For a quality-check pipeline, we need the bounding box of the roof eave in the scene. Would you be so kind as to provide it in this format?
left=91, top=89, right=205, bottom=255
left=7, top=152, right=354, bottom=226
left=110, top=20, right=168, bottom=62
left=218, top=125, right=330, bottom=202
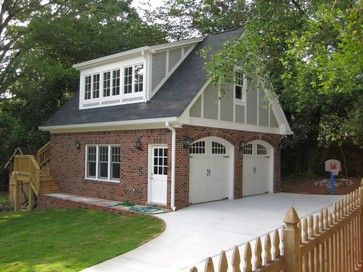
left=39, top=117, right=180, bottom=134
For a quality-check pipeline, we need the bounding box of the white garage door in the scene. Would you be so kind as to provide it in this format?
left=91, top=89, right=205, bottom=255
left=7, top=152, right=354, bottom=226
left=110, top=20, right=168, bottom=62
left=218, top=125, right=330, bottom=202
left=243, top=140, right=273, bottom=196
left=189, top=137, right=232, bottom=204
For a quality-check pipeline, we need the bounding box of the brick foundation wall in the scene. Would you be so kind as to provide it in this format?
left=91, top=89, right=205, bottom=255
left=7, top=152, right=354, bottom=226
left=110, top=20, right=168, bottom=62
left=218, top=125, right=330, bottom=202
left=38, top=195, right=133, bottom=215
left=48, top=125, right=281, bottom=210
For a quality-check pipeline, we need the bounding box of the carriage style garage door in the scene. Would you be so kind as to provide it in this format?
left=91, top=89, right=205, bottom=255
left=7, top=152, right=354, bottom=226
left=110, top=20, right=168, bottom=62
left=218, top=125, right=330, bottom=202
left=242, top=140, right=273, bottom=196
left=189, top=137, right=233, bottom=204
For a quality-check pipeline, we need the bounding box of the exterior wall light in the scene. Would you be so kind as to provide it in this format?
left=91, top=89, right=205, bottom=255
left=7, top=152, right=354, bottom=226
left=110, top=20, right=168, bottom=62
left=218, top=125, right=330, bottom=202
left=183, top=136, right=193, bottom=149
left=74, top=140, right=81, bottom=150
left=239, top=141, right=245, bottom=152
left=134, top=137, right=142, bottom=151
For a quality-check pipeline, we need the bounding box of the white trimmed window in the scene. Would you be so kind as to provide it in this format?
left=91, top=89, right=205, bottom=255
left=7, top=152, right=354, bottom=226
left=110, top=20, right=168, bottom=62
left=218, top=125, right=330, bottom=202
left=86, top=145, right=120, bottom=181
left=93, top=74, right=100, bottom=98
left=112, top=69, right=120, bottom=96
left=234, top=71, right=246, bottom=104
left=124, top=63, right=144, bottom=94
left=84, top=75, right=92, bottom=100
left=103, top=71, right=111, bottom=97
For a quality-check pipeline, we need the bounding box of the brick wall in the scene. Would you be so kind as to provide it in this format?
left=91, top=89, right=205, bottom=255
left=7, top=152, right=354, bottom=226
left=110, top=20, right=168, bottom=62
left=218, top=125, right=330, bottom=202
left=48, top=125, right=281, bottom=210
left=174, top=125, right=281, bottom=209
left=50, top=129, right=172, bottom=206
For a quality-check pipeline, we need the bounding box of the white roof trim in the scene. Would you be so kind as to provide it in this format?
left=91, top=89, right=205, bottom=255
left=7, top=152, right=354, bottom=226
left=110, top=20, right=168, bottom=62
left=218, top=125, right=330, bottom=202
left=39, top=117, right=179, bottom=133
left=73, top=37, right=205, bottom=70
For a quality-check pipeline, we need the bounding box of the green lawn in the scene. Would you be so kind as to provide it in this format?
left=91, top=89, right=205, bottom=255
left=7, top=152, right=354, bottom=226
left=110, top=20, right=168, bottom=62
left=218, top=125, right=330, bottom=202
left=0, top=208, right=165, bottom=272
left=0, top=192, right=9, bottom=204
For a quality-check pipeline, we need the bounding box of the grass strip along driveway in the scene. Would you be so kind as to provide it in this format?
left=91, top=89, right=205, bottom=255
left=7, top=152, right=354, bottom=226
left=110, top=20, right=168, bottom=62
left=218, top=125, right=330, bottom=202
left=0, top=208, right=165, bottom=272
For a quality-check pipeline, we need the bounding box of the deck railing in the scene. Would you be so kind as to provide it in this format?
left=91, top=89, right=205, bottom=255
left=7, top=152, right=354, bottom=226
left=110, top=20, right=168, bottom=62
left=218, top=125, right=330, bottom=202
left=190, top=181, right=363, bottom=272
left=12, top=155, right=41, bottom=211
left=36, top=141, right=51, bottom=168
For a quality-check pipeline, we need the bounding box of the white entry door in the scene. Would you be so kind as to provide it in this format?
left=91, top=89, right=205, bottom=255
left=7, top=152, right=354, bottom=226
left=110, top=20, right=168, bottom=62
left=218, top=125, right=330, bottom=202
left=149, top=146, right=168, bottom=204
left=243, top=141, right=272, bottom=196
left=189, top=138, right=232, bottom=204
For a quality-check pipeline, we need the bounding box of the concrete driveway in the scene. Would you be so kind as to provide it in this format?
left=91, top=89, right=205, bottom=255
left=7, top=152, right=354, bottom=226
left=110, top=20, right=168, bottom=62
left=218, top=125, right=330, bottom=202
left=82, top=193, right=341, bottom=272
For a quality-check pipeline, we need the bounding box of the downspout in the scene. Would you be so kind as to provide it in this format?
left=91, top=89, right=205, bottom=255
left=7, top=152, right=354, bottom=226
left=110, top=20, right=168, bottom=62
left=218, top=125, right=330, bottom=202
left=165, top=121, right=176, bottom=211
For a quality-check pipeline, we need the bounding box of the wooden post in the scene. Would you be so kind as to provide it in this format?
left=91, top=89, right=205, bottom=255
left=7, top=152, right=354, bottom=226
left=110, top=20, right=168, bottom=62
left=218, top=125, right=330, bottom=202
left=283, top=207, right=302, bottom=272
left=28, top=185, right=33, bottom=211
left=14, top=173, right=19, bottom=211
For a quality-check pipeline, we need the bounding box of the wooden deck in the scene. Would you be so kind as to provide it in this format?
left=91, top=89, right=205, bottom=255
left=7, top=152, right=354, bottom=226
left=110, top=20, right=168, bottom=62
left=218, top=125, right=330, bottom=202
left=9, top=142, right=58, bottom=211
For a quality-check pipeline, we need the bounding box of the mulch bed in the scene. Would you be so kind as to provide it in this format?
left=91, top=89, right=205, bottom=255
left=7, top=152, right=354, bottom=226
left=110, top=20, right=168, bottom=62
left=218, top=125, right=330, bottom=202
left=281, top=177, right=362, bottom=195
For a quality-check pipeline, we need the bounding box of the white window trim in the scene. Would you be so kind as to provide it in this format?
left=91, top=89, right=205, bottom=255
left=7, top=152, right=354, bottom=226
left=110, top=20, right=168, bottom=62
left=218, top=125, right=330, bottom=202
left=234, top=72, right=247, bottom=106
left=79, top=57, right=146, bottom=110
left=85, top=144, right=121, bottom=182
left=123, top=63, right=144, bottom=97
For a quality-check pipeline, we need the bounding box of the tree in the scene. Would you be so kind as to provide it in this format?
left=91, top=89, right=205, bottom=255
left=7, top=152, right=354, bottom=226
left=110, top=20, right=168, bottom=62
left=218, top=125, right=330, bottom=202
left=204, top=0, right=363, bottom=176
left=0, top=0, right=166, bottom=188
left=145, top=0, right=248, bottom=40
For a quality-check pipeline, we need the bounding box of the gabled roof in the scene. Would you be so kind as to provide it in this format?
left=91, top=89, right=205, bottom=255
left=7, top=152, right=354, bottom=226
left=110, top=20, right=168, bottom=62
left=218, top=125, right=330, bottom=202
left=41, top=29, right=243, bottom=128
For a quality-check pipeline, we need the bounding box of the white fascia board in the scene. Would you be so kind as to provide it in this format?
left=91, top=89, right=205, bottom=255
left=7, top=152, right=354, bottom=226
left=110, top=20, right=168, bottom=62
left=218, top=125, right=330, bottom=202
left=73, top=37, right=205, bottom=71
left=150, top=37, right=205, bottom=53
left=39, top=117, right=179, bottom=134
left=183, top=116, right=285, bottom=135
left=73, top=47, right=151, bottom=70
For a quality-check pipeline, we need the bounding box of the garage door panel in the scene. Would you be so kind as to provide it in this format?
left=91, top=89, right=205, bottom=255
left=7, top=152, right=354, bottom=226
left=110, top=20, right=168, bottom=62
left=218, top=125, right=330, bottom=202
left=189, top=138, right=231, bottom=204
left=243, top=141, right=271, bottom=196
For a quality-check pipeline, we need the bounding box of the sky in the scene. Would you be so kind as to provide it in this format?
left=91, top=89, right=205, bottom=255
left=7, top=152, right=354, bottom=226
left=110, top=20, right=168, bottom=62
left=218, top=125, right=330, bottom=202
left=131, top=0, right=165, bottom=14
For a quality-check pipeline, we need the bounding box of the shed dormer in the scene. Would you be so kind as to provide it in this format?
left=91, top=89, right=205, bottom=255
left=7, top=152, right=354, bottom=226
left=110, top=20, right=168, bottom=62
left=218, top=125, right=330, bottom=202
left=73, top=37, right=204, bottom=110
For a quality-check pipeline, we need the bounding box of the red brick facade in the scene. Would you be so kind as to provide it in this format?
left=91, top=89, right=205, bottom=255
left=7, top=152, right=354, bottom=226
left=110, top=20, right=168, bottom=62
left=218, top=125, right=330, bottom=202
left=49, top=125, right=281, bottom=210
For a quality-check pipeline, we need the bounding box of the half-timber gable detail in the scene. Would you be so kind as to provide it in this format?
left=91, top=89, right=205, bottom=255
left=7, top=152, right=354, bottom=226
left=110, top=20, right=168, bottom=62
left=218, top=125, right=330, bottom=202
left=183, top=81, right=291, bottom=135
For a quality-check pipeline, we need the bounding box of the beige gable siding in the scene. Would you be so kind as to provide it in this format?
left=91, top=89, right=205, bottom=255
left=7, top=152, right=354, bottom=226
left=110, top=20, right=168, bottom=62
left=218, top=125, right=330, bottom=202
left=235, top=105, right=245, bottom=123
left=187, top=81, right=285, bottom=133
left=152, top=52, right=167, bottom=90
left=220, top=86, right=234, bottom=122
left=168, top=48, right=182, bottom=72
left=203, top=84, right=218, bottom=119
left=258, top=89, right=269, bottom=126
left=270, top=108, right=279, bottom=127
left=190, top=96, right=202, bottom=117
left=246, top=89, right=258, bottom=125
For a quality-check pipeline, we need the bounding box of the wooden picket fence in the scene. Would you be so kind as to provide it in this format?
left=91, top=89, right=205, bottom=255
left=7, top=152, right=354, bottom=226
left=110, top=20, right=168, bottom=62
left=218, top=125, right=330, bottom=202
left=190, top=181, right=363, bottom=272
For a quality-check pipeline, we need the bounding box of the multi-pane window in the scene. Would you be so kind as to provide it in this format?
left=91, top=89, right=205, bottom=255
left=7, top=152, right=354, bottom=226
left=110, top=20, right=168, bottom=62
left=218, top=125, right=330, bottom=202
left=87, top=146, right=96, bottom=178
left=111, top=146, right=120, bottom=180
left=112, top=70, right=120, bottom=96
left=257, top=144, right=267, bottom=155
left=153, top=148, right=168, bottom=175
left=189, top=141, right=205, bottom=154
left=235, top=71, right=245, bottom=103
left=84, top=76, right=92, bottom=100
left=93, top=74, right=100, bottom=98
left=134, top=64, right=144, bottom=93
left=98, top=146, right=109, bottom=179
left=124, top=66, right=133, bottom=94
left=86, top=145, right=120, bottom=181
left=103, top=71, right=111, bottom=97
left=243, top=143, right=253, bottom=155
left=212, top=141, right=226, bottom=154
left=83, top=62, right=144, bottom=101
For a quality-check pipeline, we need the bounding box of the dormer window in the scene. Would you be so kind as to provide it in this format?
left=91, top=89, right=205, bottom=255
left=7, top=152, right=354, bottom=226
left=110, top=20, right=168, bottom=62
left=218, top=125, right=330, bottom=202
left=103, top=72, right=111, bottom=97
left=112, top=69, right=120, bottom=95
left=85, top=76, right=92, bottom=100
left=80, top=59, right=146, bottom=109
left=124, top=63, right=144, bottom=94
left=93, top=74, right=100, bottom=98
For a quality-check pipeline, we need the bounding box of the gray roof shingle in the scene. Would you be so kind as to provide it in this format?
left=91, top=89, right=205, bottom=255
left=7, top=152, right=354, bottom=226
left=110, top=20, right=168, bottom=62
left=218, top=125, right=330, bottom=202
left=43, top=29, right=242, bottom=127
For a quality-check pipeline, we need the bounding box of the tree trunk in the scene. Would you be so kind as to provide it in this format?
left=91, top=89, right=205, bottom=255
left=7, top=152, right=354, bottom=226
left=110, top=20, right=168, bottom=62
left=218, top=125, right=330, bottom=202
left=339, top=145, right=348, bottom=179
